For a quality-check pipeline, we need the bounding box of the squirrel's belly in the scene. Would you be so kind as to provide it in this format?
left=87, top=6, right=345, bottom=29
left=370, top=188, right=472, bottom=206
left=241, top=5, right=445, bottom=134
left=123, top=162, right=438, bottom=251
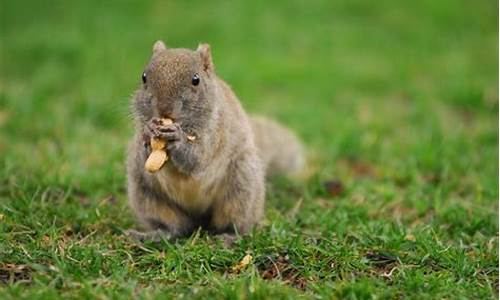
left=155, top=169, right=217, bottom=214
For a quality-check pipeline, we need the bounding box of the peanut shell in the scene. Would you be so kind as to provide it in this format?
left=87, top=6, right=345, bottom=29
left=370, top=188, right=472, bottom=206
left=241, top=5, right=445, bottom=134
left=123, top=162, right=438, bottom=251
left=150, top=138, right=166, bottom=150
left=161, top=118, right=173, bottom=126
left=145, top=150, right=168, bottom=172
left=144, top=117, right=172, bottom=172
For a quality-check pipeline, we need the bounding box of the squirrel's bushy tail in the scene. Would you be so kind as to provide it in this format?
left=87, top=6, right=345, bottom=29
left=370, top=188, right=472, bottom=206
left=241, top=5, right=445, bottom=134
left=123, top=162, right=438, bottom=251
left=250, top=116, right=305, bottom=177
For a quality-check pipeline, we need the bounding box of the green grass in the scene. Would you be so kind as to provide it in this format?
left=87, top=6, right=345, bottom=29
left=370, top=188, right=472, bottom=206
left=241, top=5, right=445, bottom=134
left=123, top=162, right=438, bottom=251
left=0, top=0, right=498, bottom=299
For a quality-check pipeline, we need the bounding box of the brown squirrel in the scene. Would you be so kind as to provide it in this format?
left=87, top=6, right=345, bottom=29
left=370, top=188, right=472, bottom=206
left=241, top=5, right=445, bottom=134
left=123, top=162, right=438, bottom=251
left=126, top=41, right=304, bottom=242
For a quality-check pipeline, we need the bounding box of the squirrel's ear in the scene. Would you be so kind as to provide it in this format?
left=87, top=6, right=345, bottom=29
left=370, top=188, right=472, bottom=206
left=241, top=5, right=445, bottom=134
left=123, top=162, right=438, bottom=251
left=152, top=40, right=167, bottom=54
left=197, top=43, right=213, bottom=72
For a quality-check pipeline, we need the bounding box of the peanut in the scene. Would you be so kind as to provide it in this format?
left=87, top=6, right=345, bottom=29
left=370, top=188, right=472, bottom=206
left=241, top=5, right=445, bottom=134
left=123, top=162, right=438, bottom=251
left=144, top=118, right=172, bottom=172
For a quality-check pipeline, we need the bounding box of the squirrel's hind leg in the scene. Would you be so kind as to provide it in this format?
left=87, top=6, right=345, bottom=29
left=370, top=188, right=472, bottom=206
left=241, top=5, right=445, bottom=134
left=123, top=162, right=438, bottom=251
left=124, top=228, right=174, bottom=243
left=127, top=175, right=195, bottom=243
left=210, top=153, right=265, bottom=237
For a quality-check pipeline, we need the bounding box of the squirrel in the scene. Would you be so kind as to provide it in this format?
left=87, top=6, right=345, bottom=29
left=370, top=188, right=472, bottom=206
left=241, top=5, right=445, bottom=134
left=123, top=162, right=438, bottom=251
left=125, top=40, right=304, bottom=242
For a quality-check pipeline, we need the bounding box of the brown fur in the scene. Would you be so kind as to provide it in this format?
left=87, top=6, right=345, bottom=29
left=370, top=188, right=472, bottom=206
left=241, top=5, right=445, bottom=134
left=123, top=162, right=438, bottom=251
left=126, top=41, right=304, bottom=241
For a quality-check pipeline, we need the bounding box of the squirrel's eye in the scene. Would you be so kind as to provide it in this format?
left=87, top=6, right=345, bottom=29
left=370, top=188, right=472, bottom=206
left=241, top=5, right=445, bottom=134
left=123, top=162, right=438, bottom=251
left=192, top=74, right=200, bottom=86
left=142, top=72, right=147, bottom=84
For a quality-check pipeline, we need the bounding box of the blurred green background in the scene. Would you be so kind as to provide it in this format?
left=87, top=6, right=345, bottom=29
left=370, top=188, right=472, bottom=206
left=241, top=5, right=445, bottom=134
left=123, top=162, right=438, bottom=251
left=0, top=0, right=498, bottom=299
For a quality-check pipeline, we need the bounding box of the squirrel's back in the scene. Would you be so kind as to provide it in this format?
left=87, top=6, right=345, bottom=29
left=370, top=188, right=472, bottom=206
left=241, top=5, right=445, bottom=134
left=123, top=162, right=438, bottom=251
left=217, top=77, right=305, bottom=177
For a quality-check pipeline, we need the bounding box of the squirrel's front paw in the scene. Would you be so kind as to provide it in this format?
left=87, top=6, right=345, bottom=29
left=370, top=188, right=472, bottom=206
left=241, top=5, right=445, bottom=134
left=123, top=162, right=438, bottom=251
left=144, top=118, right=197, bottom=174
left=143, top=118, right=160, bottom=149
left=156, top=122, right=185, bottom=143
left=144, top=118, right=185, bottom=145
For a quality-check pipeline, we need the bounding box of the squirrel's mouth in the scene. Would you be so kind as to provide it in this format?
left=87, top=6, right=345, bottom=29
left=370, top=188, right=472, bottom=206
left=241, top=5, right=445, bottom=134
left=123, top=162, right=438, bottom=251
left=160, top=114, right=173, bottom=121
left=155, top=96, right=183, bottom=122
left=154, top=103, right=174, bottom=121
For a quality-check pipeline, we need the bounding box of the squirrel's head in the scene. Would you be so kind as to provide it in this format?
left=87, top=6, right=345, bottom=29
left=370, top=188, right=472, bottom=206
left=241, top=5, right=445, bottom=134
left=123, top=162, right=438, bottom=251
left=137, top=40, right=216, bottom=129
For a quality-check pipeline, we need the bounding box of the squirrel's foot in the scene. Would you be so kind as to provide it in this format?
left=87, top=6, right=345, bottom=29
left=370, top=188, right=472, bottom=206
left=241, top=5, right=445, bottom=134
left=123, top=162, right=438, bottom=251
left=215, top=233, right=238, bottom=248
left=124, top=229, right=173, bottom=243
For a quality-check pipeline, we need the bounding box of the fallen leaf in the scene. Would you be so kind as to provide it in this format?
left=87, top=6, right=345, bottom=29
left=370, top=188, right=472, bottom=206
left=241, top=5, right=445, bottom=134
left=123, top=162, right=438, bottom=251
left=232, top=254, right=252, bottom=273
left=42, top=235, right=51, bottom=245
left=405, top=234, right=416, bottom=242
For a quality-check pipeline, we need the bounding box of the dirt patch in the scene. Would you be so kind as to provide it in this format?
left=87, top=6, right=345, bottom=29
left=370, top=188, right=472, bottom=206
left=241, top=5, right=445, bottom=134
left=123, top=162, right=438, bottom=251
left=365, top=251, right=397, bottom=266
left=365, top=251, right=399, bottom=279
left=0, top=263, right=32, bottom=285
left=323, top=179, right=345, bottom=197
left=257, top=255, right=307, bottom=290
left=72, top=189, right=91, bottom=206
left=337, top=158, right=378, bottom=178
left=422, top=173, right=442, bottom=185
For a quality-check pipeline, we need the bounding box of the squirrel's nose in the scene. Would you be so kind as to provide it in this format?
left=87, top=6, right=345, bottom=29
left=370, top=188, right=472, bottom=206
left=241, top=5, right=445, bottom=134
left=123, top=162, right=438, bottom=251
left=157, top=101, right=173, bottom=116
left=155, top=95, right=183, bottom=119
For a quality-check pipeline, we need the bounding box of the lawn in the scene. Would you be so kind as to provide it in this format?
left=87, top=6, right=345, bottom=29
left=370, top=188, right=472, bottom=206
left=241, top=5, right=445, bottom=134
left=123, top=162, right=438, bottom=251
left=0, top=0, right=498, bottom=299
